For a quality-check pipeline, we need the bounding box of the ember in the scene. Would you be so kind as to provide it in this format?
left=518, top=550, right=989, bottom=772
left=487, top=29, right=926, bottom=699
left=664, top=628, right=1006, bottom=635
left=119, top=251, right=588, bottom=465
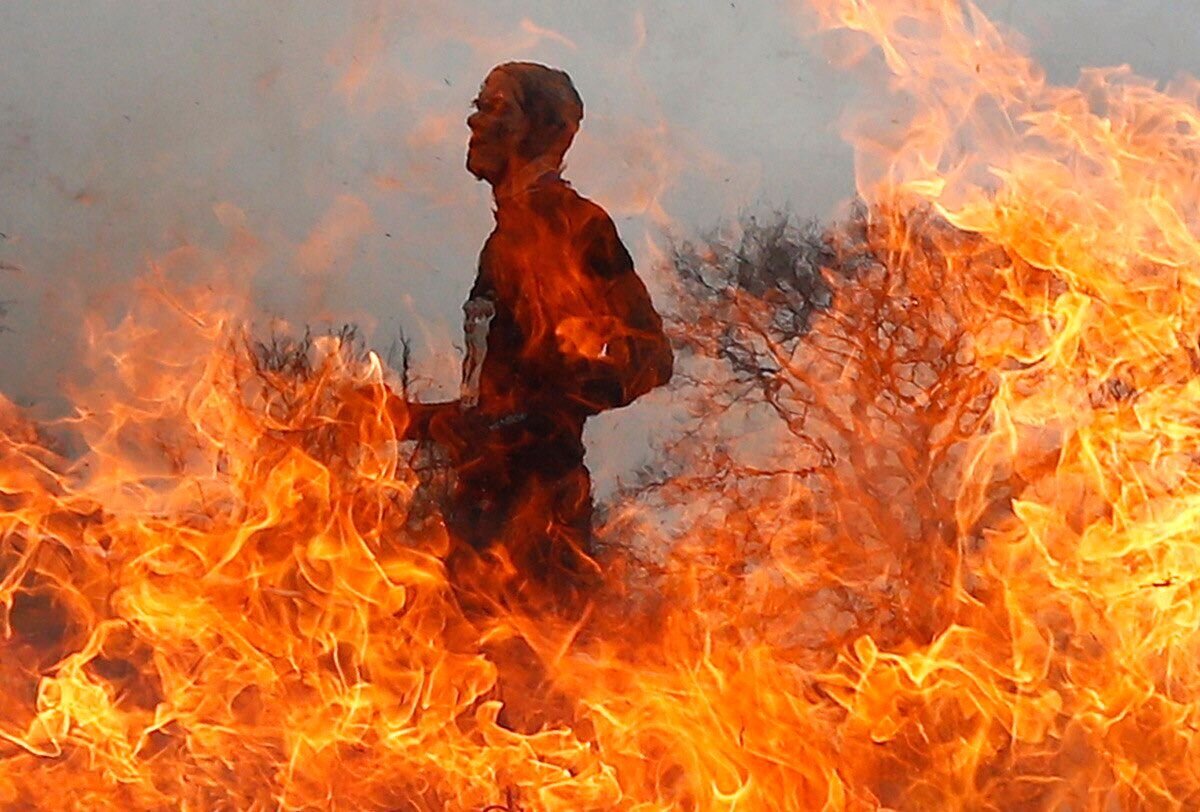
left=3, top=0, right=1200, bottom=809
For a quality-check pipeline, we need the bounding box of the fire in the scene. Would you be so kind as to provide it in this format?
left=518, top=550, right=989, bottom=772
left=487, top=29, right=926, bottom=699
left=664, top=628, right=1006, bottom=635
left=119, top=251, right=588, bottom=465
left=4, top=0, right=1200, bottom=808
left=800, top=0, right=1200, bottom=805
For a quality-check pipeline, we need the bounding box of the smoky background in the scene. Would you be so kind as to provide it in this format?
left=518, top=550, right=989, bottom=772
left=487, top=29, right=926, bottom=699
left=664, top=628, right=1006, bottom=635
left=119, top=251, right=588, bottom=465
left=0, top=0, right=1196, bottom=494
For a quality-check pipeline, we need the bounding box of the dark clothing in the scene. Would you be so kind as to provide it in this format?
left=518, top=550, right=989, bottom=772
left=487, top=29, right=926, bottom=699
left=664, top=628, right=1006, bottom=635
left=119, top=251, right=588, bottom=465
left=426, top=177, right=672, bottom=578
left=470, top=178, right=672, bottom=422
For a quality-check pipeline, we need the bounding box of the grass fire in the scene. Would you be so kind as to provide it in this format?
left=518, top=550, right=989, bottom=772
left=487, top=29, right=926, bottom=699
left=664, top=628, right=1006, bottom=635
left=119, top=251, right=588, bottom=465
left=2, top=0, right=1200, bottom=809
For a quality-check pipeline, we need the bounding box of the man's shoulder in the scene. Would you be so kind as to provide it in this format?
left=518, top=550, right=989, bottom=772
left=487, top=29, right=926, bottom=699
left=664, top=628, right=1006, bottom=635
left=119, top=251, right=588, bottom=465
left=530, top=181, right=612, bottom=224
left=526, top=181, right=633, bottom=276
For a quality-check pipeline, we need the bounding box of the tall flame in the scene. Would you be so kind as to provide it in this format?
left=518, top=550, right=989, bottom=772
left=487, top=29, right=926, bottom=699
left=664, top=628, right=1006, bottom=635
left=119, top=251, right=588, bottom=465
left=803, top=0, right=1200, bottom=805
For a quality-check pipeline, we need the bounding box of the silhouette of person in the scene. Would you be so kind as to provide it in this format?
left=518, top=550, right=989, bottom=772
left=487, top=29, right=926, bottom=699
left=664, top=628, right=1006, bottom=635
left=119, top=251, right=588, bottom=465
left=403, top=62, right=672, bottom=592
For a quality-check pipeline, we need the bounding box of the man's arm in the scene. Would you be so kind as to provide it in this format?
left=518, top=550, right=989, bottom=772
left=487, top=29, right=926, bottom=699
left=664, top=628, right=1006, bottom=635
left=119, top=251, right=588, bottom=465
left=367, top=264, right=497, bottom=443
left=556, top=208, right=673, bottom=412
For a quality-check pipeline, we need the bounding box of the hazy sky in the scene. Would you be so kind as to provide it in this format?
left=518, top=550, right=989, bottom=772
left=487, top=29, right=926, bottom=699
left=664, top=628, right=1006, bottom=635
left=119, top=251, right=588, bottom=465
left=1, top=0, right=1198, bottom=484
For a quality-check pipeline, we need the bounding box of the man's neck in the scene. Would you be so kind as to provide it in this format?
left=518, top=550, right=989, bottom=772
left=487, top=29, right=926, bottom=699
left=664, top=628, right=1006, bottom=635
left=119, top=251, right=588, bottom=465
left=492, top=157, right=565, bottom=203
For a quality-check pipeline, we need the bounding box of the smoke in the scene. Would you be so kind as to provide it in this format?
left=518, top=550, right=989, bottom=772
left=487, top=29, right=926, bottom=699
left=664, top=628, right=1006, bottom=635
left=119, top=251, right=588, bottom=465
left=0, top=0, right=1191, bottom=483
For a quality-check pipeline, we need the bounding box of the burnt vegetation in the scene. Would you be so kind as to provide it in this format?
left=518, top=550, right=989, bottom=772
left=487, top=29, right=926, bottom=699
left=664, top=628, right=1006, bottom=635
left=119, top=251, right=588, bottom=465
left=608, top=205, right=996, bottom=652
left=245, top=206, right=1000, bottom=656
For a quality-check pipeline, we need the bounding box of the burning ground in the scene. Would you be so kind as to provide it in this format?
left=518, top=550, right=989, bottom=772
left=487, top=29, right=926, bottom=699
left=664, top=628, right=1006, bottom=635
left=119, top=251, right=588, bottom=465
left=4, top=0, right=1200, bottom=809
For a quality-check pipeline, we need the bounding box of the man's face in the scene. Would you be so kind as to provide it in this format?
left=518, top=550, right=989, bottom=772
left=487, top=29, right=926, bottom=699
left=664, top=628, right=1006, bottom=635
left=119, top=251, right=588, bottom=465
left=466, top=72, right=528, bottom=184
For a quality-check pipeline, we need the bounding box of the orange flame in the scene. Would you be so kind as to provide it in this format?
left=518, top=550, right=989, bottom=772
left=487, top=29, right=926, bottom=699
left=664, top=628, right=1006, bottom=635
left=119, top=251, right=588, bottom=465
left=6, top=1, right=1200, bottom=808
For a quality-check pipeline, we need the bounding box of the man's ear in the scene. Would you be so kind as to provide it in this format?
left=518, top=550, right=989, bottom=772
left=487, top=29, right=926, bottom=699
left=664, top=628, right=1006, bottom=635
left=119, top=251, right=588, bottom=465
left=516, top=124, right=549, bottom=163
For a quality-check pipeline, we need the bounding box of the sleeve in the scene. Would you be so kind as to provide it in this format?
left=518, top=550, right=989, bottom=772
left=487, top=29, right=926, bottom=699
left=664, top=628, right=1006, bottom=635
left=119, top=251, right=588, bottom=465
left=558, top=209, right=674, bottom=412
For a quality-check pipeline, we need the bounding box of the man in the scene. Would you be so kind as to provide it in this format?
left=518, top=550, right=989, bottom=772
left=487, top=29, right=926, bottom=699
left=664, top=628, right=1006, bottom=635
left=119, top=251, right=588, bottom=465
left=399, top=62, right=672, bottom=593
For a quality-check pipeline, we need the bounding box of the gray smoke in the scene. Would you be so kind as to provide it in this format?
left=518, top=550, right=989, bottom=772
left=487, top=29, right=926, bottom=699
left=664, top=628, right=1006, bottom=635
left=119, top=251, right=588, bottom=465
left=0, top=0, right=1193, bottom=490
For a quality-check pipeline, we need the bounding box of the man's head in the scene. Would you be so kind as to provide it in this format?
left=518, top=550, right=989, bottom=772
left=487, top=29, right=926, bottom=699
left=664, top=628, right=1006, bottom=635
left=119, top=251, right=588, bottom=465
left=466, top=62, right=584, bottom=186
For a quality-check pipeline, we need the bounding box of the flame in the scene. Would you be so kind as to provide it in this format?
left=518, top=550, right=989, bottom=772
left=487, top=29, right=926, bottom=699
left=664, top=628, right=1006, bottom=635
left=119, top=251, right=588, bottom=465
left=6, top=0, right=1200, bottom=808
left=797, top=0, right=1200, bottom=805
